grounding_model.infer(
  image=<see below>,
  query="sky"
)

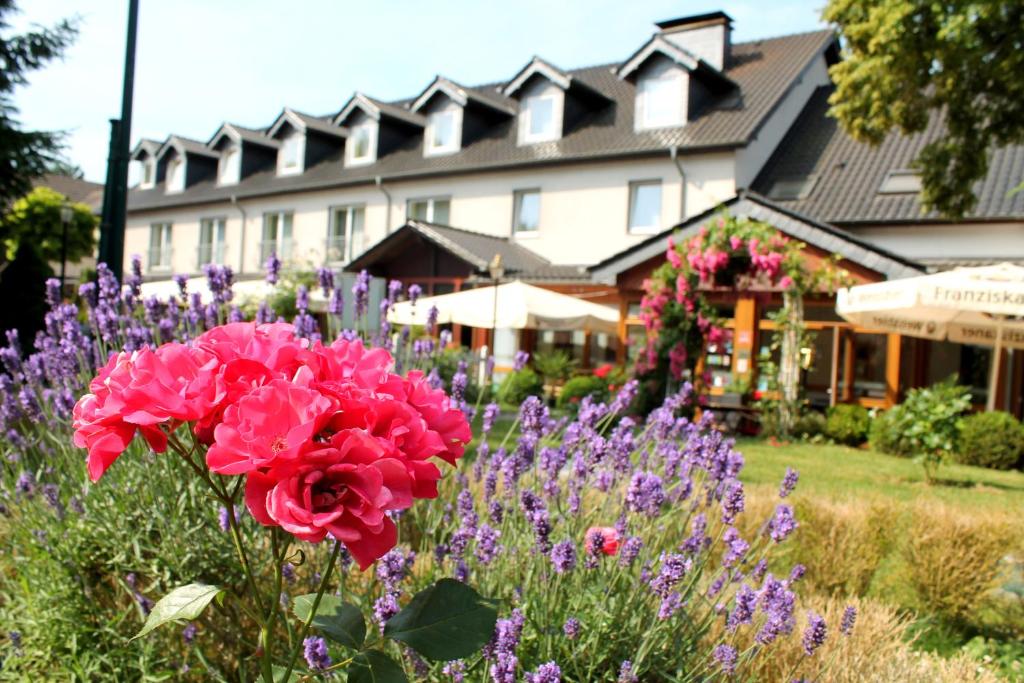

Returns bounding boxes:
[11,1,828,182]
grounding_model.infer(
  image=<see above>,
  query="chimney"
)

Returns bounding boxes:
[656,11,733,71]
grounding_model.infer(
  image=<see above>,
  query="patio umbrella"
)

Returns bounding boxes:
[387,280,619,334]
[836,262,1024,410]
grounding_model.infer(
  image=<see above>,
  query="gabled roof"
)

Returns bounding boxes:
[589,191,923,284]
[334,93,426,128]
[347,220,588,281]
[411,76,516,116]
[501,56,611,103]
[130,138,162,161]
[208,123,280,150]
[616,33,737,91]
[156,135,220,161]
[267,108,345,139]
[752,86,1024,224]
[33,174,104,213]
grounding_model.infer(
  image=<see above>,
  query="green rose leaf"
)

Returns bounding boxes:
[292,594,366,649]
[349,650,408,683]
[271,665,302,682]
[131,583,222,641]
[383,578,497,661]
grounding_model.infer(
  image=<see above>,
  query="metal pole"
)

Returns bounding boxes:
[491,278,499,352]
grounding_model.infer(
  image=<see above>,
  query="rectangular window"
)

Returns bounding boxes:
[639,72,684,129]
[524,94,557,141]
[166,157,184,192]
[148,222,173,270]
[427,109,458,154]
[198,217,226,268]
[141,159,154,188]
[347,123,377,165]
[628,181,662,234]
[406,197,450,224]
[219,146,240,185]
[328,205,366,263]
[878,169,922,194]
[278,133,303,175]
[261,211,293,263]
[512,189,541,233]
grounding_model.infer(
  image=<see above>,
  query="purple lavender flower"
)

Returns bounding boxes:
[721,479,745,524]
[625,471,665,517]
[767,504,798,542]
[426,304,439,331]
[475,524,501,565]
[316,267,335,298]
[16,470,35,498]
[487,609,525,683]
[407,283,422,305]
[840,605,857,635]
[650,553,690,597]
[658,592,683,619]
[182,623,197,645]
[549,540,577,574]
[303,636,332,670]
[722,527,749,568]
[352,270,370,318]
[513,350,529,371]
[282,563,296,584]
[265,252,282,284]
[482,402,500,434]
[779,467,799,498]
[727,583,757,632]
[45,278,62,307]
[713,643,738,675]
[525,662,561,683]
[788,564,806,584]
[619,536,643,567]
[218,506,234,532]
[755,574,796,645]
[609,379,639,413]
[618,660,639,683]
[373,593,400,631]
[802,611,827,656]
[9,631,22,650]
[173,273,189,298]
[562,617,580,639]
[443,660,466,682]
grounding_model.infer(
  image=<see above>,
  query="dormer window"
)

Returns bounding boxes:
[425,107,460,156]
[520,91,561,144]
[140,159,155,189]
[218,145,240,185]
[278,131,304,175]
[636,62,686,130]
[166,157,184,193]
[346,123,377,166]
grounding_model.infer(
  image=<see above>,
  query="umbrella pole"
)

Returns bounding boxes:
[986,316,1004,412]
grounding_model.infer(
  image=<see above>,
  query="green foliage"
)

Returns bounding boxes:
[133,583,223,640]
[955,411,1024,471]
[961,636,1024,679]
[350,651,408,683]
[0,2,78,206]
[532,350,578,385]
[825,404,871,445]
[824,0,1024,218]
[1,185,98,263]
[263,269,317,319]
[557,374,609,410]
[496,367,543,406]
[292,594,366,649]
[792,410,827,440]
[383,579,498,661]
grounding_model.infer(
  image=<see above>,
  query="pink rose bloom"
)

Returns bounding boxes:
[206,373,337,475]
[747,237,760,256]
[586,526,620,556]
[729,235,743,251]
[668,343,688,380]
[195,322,311,377]
[778,275,794,289]
[666,239,683,269]
[245,429,413,569]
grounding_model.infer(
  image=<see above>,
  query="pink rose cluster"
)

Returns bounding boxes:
[73,322,471,568]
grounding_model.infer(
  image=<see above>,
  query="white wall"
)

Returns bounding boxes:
[846,222,1024,263]
[125,151,739,277]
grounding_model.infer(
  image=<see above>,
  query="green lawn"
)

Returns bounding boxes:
[737,438,1024,511]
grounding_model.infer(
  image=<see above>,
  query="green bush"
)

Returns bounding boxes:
[793,410,827,440]
[557,375,609,410]
[826,404,871,445]
[955,411,1024,470]
[497,367,544,405]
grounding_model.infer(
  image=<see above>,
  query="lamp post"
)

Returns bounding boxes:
[59,203,73,295]
[488,253,504,353]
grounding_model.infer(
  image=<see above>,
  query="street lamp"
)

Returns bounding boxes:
[488,253,504,353]
[59,202,73,295]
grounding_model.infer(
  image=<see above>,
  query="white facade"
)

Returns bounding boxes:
[845,222,1024,265]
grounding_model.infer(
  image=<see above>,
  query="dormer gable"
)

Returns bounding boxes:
[503,57,611,146]
[334,93,425,167]
[154,136,219,194]
[267,108,344,176]
[207,123,279,185]
[130,138,161,189]
[411,76,515,157]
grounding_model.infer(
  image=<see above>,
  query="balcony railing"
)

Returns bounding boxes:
[196,243,226,269]
[259,238,293,264]
[325,236,348,264]
[147,248,173,271]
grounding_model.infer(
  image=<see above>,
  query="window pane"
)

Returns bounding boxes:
[149,225,162,250]
[642,75,682,127]
[216,219,226,244]
[281,135,300,168]
[350,208,365,259]
[199,220,212,246]
[432,199,450,225]
[629,183,661,233]
[282,213,293,240]
[431,111,455,148]
[514,191,540,232]
[331,208,348,239]
[143,161,153,184]
[263,213,278,241]
[353,127,370,158]
[528,97,554,136]
[409,200,428,220]
[220,147,239,182]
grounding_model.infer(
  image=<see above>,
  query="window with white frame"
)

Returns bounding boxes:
[512,189,541,234]
[628,180,662,234]
[218,145,241,185]
[425,106,460,156]
[878,169,922,194]
[198,217,226,267]
[346,123,377,166]
[278,131,304,175]
[261,211,293,263]
[636,62,686,130]
[407,197,450,224]
[327,204,366,263]
[148,222,173,270]
[520,93,560,143]
[165,156,185,192]
[140,159,155,189]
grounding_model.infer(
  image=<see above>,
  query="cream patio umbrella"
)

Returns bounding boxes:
[836,262,1024,410]
[387,280,620,335]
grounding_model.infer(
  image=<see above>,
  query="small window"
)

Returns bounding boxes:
[347,123,377,165]
[141,159,155,188]
[218,146,240,185]
[768,175,818,201]
[513,189,541,233]
[522,94,559,143]
[261,211,294,263]
[426,109,459,155]
[198,218,226,268]
[637,70,685,129]
[878,169,922,194]
[166,157,184,192]
[278,132,303,175]
[628,180,662,234]
[328,205,366,263]
[406,197,450,224]
[148,222,173,270]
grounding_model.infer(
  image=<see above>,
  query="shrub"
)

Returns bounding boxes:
[496,367,544,405]
[792,410,826,439]
[825,404,871,445]
[556,374,608,410]
[903,501,1019,622]
[956,411,1024,470]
